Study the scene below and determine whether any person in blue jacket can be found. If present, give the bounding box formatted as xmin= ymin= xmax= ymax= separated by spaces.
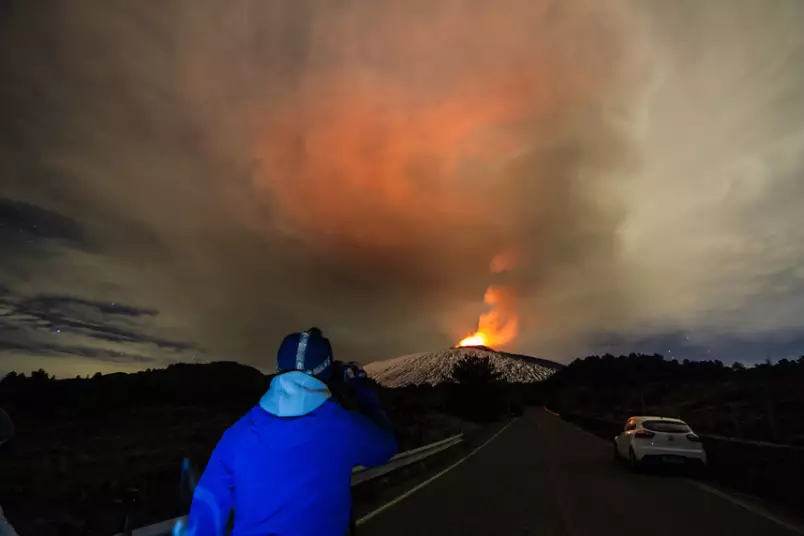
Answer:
xmin=184 ymin=328 xmax=397 ymax=536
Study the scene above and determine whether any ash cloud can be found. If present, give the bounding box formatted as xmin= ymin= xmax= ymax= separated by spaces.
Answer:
xmin=1 ymin=0 xmax=803 ymax=371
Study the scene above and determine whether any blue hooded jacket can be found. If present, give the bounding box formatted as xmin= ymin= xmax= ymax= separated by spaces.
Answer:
xmin=185 ymin=371 xmax=397 ymax=536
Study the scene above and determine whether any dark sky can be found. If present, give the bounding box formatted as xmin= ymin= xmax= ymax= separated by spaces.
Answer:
xmin=2 ymin=1 xmax=804 ymax=377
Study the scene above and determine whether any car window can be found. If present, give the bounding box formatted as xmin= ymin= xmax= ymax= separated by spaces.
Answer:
xmin=643 ymin=420 xmax=690 ymax=433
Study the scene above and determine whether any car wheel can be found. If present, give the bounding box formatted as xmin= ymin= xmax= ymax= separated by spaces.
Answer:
xmin=629 ymin=448 xmax=641 ymax=473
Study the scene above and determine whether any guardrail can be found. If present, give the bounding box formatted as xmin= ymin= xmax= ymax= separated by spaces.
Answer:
xmin=117 ymin=433 xmax=464 ymax=536
xmin=351 ymin=432 xmax=463 ymax=485
xmin=547 ymin=409 xmax=804 ymax=449
xmin=698 ymin=433 xmax=804 ymax=450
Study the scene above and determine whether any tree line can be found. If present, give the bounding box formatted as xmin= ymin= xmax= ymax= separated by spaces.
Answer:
xmin=543 ymin=353 xmax=804 ymax=445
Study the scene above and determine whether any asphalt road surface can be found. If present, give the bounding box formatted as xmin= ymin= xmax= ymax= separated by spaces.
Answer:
xmin=360 ymin=409 xmax=800 ymax=536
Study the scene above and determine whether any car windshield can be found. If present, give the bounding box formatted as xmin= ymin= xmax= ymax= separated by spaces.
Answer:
xmin=642 ymin=420 xmax=690 ymax=433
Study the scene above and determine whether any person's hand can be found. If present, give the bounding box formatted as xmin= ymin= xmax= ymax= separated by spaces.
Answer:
xmin=340 ymin=362 xmax=368 ymax=383
xmin=336 ymin=362 xmax=379 ymax=405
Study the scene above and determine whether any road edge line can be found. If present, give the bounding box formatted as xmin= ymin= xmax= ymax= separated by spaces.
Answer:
xmin=543 ymin=407 xmax=561 ymax=418
xmin=356 ymin=418 xmax=517 ymax=526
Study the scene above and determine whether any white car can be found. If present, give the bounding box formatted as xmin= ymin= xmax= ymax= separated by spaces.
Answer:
xmin=614 ymin=416 xmax=707 ymax=471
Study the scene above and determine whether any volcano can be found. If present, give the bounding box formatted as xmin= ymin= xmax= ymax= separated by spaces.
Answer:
xmin=364 ymin=346 xmax=563 ymax=387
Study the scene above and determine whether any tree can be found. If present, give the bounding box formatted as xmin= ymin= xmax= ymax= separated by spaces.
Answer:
xmin=0 ymin=371 xmax=19 ymax=386
xmin=447 ymin=357 xmax=506 ymax=422
xmin=450 ymin=356 xmax=501 ymax=386
xmin=30 ymin=368 xmax=52 ymax=382
xmin=0 ymin=408 xmax=14 ymax=445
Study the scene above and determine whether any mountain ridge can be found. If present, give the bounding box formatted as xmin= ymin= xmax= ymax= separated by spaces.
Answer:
xmin=365 ymin=346 xmax=563 ymax=387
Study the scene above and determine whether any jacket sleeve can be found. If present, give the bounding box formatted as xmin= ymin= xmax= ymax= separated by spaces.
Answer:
xmin=346 ymin=385 xmax=398 ymax=468
xmin=185 ymin=427 xmax=236 ymax=536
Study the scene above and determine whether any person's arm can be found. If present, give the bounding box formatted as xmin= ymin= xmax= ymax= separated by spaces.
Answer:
xmin=347 ymin=382 xmax=397 ymax=467
xmin=185 ymin=428 xmax=236 ymax=536
xmin=352 ymin=381 xmax=393 ymax=430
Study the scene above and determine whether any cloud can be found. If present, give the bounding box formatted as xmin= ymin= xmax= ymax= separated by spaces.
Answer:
xmin=1 ymin=0 xmax=803 ymax=371
xmin=0 ymin=339 xmax=159 ymax=365
xmin=13 ymin=295 xmax=157 ymax=318
xmin=0 ymin=291 xmax=195 ymax=370
xmin=614 ymin=1 xmax=804 ymax=338
xmin=0 ymin=198 xmax=89 ymax=247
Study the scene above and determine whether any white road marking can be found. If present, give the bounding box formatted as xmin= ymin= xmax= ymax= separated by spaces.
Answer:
xmin=356 ymin=418 xmax=517 ymax=526
xmin=543 ymin=407 xmax=561 ymax=418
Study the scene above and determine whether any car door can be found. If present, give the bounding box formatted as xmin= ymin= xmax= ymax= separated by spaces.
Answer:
xmin=617 ymin=418 xmax=636 ymax=457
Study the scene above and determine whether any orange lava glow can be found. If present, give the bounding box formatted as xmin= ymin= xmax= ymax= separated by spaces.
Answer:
xmin=458 ymin=256 xmax=519 ymax=349
xmin=457 ymin=332 xmax=490 ymax=347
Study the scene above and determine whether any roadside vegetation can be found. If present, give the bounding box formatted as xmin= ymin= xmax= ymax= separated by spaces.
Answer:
xmin=542 ymin=353 xmax=804 ymax=445
xmin=541 ymin=353 xmax=804 ymax=512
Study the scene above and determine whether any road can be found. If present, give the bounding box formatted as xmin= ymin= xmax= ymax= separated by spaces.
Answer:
xmin=360 ymin=409 xmax=799 ymax=536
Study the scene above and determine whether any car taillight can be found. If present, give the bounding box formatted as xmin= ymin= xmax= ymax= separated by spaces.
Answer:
xmin=634 ymin=430 xmax=655 ymax=439
xmin=686 ymin=433 xmax=702 ymax=442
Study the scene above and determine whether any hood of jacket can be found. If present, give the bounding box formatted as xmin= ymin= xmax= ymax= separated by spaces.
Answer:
xmin=259 ymin=371 xmax=332 ymax=417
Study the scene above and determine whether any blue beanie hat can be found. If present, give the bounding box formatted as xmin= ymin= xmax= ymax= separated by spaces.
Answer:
xmin=276 ymin=329 xmax=333 ymax=381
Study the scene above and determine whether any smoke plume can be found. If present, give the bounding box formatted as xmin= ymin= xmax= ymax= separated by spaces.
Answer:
xmin=1 ymin=0 xmax=803 ymax=371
